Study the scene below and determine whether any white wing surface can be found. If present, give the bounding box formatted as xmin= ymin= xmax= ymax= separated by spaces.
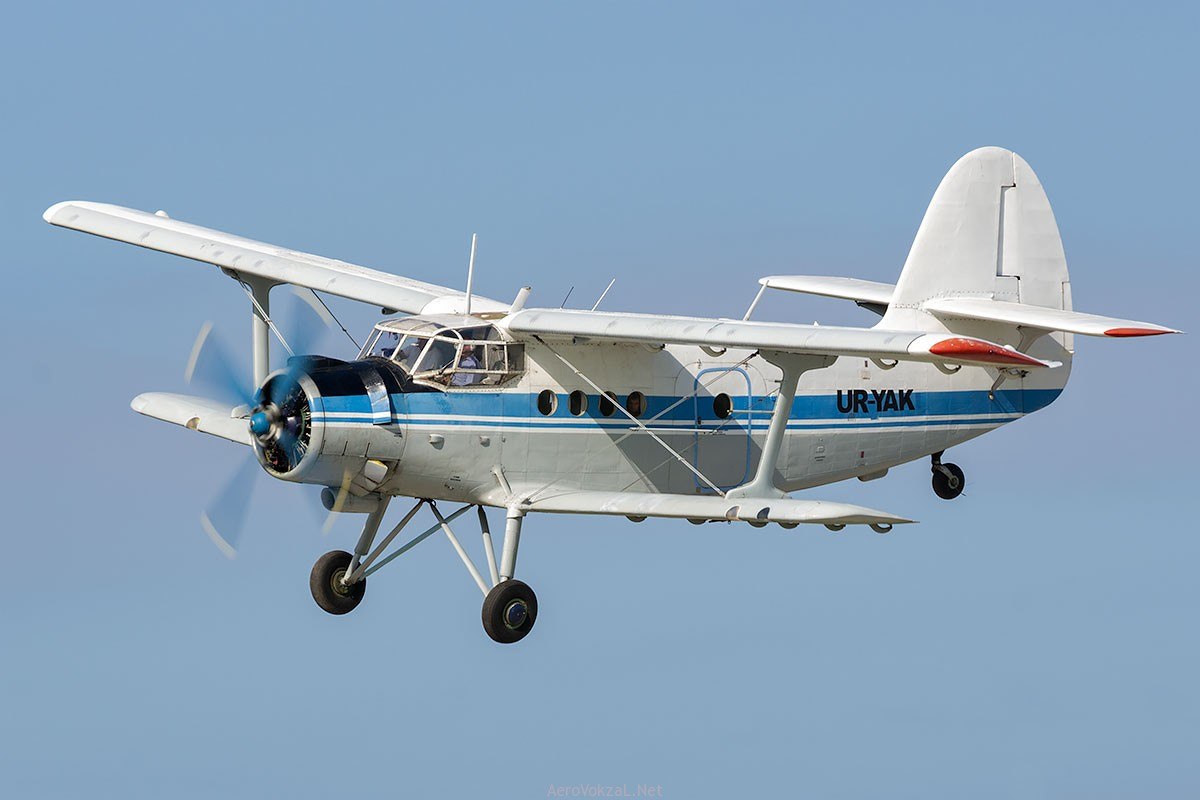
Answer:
xmin=43 ymin=201 xmax=507 ymax=316
xmin=503 ymin=308 xmax=1059 ymax=369
xmin=923 ymin=297 xmax=1181 ymax=337
xmin=759 ymin=275 xmax=895 ymax=306
xmin=131 ymin=392 xmax=251 ymax=446
xmin=512 ymin=489 xmax=913 ymax=527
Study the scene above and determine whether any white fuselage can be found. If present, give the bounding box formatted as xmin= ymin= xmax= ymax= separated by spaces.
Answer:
xmin=297 ymin=336 xmax=1070 ymax=506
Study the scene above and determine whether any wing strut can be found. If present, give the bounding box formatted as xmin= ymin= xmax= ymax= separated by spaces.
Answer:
xmin=231 ymin=273 xmax=279 ymax=388
xmin=726 ymin=351 xmax=835 ymax=500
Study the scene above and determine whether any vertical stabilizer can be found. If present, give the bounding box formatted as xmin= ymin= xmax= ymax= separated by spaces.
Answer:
xmin=880 ymin=147 xmax=1071 ymax=335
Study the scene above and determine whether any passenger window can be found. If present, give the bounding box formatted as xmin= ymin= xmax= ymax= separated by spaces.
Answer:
xmin=599 ymin=391 xmax=617 ymax=417
xmin=626 ymin=391 xmax=646 ymax=418
xmin=568 ymin=390 xmax=588 ymax=416
xmin=713 ymin=393 xmax=733 ymax=419
xmin=537 ymin=390 xmax=557 ymax=415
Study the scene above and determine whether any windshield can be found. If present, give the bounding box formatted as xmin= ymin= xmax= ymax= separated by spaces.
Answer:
xmin=359 ymin=317 xmax=523 ymax=390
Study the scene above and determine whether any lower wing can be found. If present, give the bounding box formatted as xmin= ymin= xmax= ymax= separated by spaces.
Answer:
xmin=507 ymin=489 xmax=913 ymax=528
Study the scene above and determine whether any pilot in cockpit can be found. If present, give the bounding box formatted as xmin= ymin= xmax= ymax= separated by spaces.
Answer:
xmin=451 ymin=344 xmax=481 ymax=386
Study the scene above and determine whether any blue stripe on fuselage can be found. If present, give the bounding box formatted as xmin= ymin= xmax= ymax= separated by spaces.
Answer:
xmin=312 ymin=388 xmax=1062 ymax=426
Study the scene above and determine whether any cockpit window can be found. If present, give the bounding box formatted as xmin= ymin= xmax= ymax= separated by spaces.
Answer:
xmin=392 ymin=335 xmax=427 ymax=373
xmin=415 ymin=336 xmax=459 ymax=375
xmin=359 ymin=316 xmax=524 ymax=390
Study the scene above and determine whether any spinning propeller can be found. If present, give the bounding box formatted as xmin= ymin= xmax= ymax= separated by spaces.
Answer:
xmin=184 ymin=287 xmax=346 ymax=558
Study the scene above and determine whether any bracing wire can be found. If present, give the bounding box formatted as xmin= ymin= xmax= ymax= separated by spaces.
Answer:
xmin=309 ymin=289 xmax=361 ymax=350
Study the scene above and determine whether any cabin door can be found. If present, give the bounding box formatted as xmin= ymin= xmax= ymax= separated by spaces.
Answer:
xmin=690 ymin=366 xmax=753 ymax=492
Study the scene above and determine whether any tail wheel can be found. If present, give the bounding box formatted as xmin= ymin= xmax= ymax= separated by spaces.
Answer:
xmin=482 ymin=579 xmax=538 ymax=644
xmin=310 ymin=550 xmax=366 ymax=615
xmin=932 ymin=463 xmax=965 ymax=500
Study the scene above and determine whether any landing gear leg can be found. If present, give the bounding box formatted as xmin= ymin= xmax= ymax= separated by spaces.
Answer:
xmin=482 ymin=509 xmax=537 ymax=644
xmin=310 ymin=497 xmax=391 ymax=615
xmin=930 ymin=451 xmax=965 ymax=500
xmin=308 ymin=499 xmax=539 ymax=642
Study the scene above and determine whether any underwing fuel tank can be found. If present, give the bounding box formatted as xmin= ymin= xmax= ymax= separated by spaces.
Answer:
xmin=249 ymin=357 xmax=411 ymax=490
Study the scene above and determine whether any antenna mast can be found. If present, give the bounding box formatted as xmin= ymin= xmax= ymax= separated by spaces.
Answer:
xmin=465 ymin=233 xmax=478 ymax=317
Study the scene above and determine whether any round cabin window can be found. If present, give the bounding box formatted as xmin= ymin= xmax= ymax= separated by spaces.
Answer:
xmin=599 ymin=391 xmax=617 ymax=417
xmin=713 ymin=393 xmax=733 ymax=419
xmin=568 ymin=390 xmax=588 ymax=416
xmin=537 ymin=389 xmax=557 ymax=416
xmin=626 ymin=391 xmax=646 ymax=418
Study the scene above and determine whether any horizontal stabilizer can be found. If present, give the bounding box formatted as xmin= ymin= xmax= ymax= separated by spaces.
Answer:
xmin=924 ymin=297 xmax=1181 ymax=337
xmin=760 ymin=275 xmax=895 ymax=306
xmin=131 ymin=392 xmax=250 ymax=446
xmin=43 ymin=201 xmax=507 ymax=316
xmin=511 ymin=489 xmax=913 ymax=527
xmin=504 ymin=308 xmax=1058 ymax=369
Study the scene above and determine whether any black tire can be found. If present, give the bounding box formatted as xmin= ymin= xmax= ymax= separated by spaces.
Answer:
xmin=482 ymin=579 xmax=538 ymax=644
xmin=932 ymin=463 xmax=965 ymax=500
xmin=310 ymin=550 xmax=366 ymax=615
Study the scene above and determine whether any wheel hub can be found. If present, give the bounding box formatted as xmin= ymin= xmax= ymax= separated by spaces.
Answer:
xmin=502 ymin=599 xmax=528 ymax=629
xmin=331 ymin=568 xmax=353 ymax=596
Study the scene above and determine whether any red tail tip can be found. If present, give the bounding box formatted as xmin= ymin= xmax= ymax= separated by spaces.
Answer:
xmin=927 ymin=338 xmax=1046 ymax=367
xmin=1104 ymin=327 xmax=1172 ymax=337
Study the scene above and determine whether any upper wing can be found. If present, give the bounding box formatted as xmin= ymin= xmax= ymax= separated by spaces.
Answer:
xmin=502 ymin=308 xmax=1059 ymax=369
xmin=43 ymin=201 xmax=508 ymax=316
xmin=923 ymin=297 xmax=1181 ymax=337
xmin=506 ymin=488 xmax=913 ymax=527
xmin=759 ymin=275 xmax=895 ymax=306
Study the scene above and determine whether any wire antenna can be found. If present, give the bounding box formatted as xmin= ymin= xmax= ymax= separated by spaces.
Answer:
xmin=591 ymin=278 xmax=616 ymax=311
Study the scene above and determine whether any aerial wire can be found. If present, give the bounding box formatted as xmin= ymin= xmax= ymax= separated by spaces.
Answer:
xmin=309 ymin=289 xmax=360 ymax=350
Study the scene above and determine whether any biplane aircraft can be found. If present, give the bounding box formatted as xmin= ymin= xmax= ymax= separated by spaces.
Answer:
xmin=44 ymin=147 xmax=1178 ymax=643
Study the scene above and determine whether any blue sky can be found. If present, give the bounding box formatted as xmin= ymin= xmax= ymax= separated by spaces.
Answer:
xmin=2 ymin=2 xmax=1196 ymax=797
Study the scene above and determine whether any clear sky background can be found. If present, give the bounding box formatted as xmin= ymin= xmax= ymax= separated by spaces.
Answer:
xmin=2 ymin=2 xmax=1197 ymax=798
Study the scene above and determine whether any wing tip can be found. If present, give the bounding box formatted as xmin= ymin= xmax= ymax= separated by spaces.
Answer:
xmin=43 ymin=201 xmax=75 ymax=224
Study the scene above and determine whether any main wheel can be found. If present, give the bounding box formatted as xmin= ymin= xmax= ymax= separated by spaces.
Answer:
xmin=310 ymin=550 xmax=366 ymax=615
xmin=932 ymin=463 xmax=965 ymax=500
xmin=482 ymin=579 xmax=538 ymax=644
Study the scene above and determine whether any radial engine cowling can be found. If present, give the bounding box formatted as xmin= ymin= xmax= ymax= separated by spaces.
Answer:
xmin=249 ymin=367 xmax=323 ymax=479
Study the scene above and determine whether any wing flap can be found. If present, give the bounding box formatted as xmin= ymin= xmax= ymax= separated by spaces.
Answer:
xmin=925 ymin=297 xmax=1181 ymax=337
xmin=131 ymin=392 xmax=251 ymax=446
xmin=513 ymin=489 xmax=913 ymax=526
xmin=44 ymin=201 xmax=507 ymax=316
xmin=503 ymin=308 xmax=1057 ymax=369
xmin=760 ymin=275 xmax=895 ymax=305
